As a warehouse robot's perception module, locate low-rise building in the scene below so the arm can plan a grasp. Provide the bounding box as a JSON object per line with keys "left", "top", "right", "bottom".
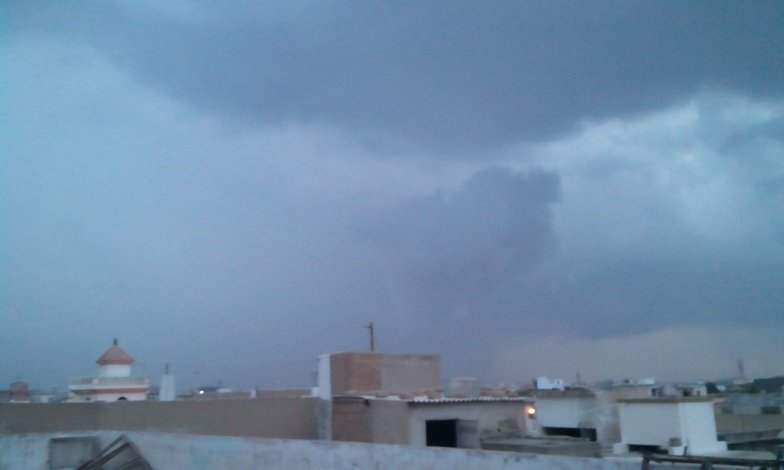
{"left": 613, "top": 397, "right": 727, "bottom": 455}
{"left": 8, "top": 382, "right": 31, "bottom": 403}
{"left": 67, "top": 339, "right": 149, "bottom": 402}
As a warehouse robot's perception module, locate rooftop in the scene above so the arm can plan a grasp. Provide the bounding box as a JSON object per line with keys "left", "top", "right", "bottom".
{"left": 96, "top": 339, "right": 134, "bottom": 366}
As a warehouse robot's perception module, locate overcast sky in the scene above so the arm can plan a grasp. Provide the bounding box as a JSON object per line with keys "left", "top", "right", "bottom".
{"left": 2, "top": 1, "right": 783, "bottom": 392}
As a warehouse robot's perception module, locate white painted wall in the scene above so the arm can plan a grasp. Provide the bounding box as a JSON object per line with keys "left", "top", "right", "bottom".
{"left": 677, "top": 401, "right": 726, "bottom": 454}
{"left": 535, "top": 396, "right": 598, "bottom": 429}
{"left": 316, "top": 354, "right": 331, "bottom": 399}
{"left": 67, "top": 390, "right": 147, "bottom": 403}
{"left": 618, "top": 402, "right": 681, "bottom": 448}
{"left": 92, "top": 391, "right": 147, "bottom": 402}
{"left": 535, "top": 377, "right": 566, "bottom": 391}
{"left": 617, "top": 400, "right": 726, "bottom": 455}
{"left": 0, "top": 432, "right": 656, "bottom": 470}
{"left": 99, "top": 364, "right": 131, "bottom": 377}
{"left": 159, "top": 375, "right": 176, "bottom": 401}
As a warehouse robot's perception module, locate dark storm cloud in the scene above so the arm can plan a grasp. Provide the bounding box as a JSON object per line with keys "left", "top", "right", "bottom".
{"left": 6, "top": 1, "right": 784, "bottom": 152}
{"left": 505, "top": 254, "right": 784, "bottom": 338}
{"left": 363, "top": 167, "right": 559, "bottom": 314}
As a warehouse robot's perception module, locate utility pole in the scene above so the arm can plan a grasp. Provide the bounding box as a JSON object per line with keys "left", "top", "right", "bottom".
{"left": 366, "top": 322, "right": 375, "bottom": 352}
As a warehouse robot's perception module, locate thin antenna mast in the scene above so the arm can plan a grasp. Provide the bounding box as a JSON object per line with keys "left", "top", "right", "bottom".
{"left": 366, "top": 322, "right": 375, "bottom": 352}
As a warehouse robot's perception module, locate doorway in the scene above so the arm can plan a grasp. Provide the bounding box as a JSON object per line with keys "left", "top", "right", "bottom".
{"left": 426, "top": 419, "right": 457, "bottom": 447}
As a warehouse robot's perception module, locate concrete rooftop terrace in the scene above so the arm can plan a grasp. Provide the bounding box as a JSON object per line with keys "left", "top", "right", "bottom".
{"left": 0, "top": 431, "right": 701, "bottom": 470}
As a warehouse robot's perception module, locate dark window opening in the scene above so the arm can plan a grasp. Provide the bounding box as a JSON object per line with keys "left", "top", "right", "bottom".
{"left": 542, "top": 426, "right": 597, "bottom": 441}
{"left": 628, "top": 444, "right": 664, "bottom": 454}
{"left": 426, "top": 419, "right": 458, "bottom": 448}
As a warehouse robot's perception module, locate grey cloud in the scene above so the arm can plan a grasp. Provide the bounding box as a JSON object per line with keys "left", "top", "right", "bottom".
{"left": 6, "top": 1, "right": 784, "bottom": 153}
{"left": 523, "top": 256, "right": 784, "bottom": 338}
{"left": 363, "top": 167, "right": 559, "bottom": 314}
{"left": 3, "top": 2, "right": 784, "bottom": 390}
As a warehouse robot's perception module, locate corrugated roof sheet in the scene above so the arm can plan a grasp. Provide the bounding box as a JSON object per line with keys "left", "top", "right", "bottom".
{"left": 406, "top": 396, "right": 532, "bottom": 404}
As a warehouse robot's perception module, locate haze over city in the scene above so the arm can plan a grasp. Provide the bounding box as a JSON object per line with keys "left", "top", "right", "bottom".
{"left": 2, "top": 1, "right": 783, "bottom": 393}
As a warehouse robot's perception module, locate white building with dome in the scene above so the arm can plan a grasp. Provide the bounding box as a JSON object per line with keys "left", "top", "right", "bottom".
{"left": 68, "top": 339, "right": 149, "bottom": 402}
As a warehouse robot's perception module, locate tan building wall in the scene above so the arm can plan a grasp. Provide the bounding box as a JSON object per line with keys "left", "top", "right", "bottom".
{"left": 367, "top": 399, "right": 410, "bottom": 444}
{"left": 331, "top": 354, "right": 382, "bottom": 396}
{"left": 331, "top": 398, "right": 531, "bottom": 448}
{"left": 331, "top": 397, "right": 410, "bottom": 445}
{"left": 407, "top": 401, "right": 531, "bottom": 448}
{"left": 332, "top": 397, "right": 372, "bottom": 442}
{"left": 0, "top": 396, "right": 319, "bottom": 439}
{"left": 328, "top": 352, "right": 441, "bottom": 396}
{"left": 0, "top": 402, "right": 102, "bottom": 434}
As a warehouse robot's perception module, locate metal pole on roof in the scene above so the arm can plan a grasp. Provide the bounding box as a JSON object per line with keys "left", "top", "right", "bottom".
{"left": 366, "top": 322, "right": 375, "bottom": 352}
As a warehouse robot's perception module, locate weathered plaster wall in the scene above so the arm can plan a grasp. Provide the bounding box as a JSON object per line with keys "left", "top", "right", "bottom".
{"left": 368, "top": 399, "right": 410, "bottom": 445}
{"left": 0, "top": 403, "right": 101, "bottom": 434}
{"left": 328, "top": 353, "right": 441, "bottom": 396}
{"left": 535, "top": 396, "right": 597, "bottom": 429}
{"left": 408, "top": 402, "right": 528, "bottom": 447}
{"left": 331, "top": 397, "right": 371, "bottom": 442}
{"left": 0, "top": 397, "right": 319, "bottom": 439}
{"left": 330, "top": 397, "right": 410, "bottom": 445}
{"left": 379, "top": 354, "right": 441, "bottom": 394}
{"left": 330, "top": 353, "right": 381, "bottom": 395}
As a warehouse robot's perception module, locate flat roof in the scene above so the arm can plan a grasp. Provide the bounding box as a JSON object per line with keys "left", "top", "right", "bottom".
{"left": 406, "top": 397, "right": 532, "bottom": 405}
{"left": 618, "top": 397, "right": 715, "bottom": 404}
{"left": 531, "top": 389, "right": 596, "bottom": 398}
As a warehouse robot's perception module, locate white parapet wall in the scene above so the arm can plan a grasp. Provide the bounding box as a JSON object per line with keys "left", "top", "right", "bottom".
{"left": 1, "top": 431, "right": 663, "bottom": 470}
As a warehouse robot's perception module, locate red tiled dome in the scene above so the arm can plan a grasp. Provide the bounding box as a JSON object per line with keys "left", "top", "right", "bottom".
{"left": 96, "top": 339, "right": 135, "bottom": 365}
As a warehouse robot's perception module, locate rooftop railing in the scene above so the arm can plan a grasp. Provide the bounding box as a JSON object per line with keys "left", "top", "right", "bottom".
{"left": 69, "top": 376, "right": 148, "bottom": 386}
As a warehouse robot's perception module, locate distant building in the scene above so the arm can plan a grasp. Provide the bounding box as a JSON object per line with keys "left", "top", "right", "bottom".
{"left": 607, "top": 378, "right": 660, "bottom": 399}
{"left": 752, "top": 376, "right": 784, "bottom": 394}
{"left": 331, "top": 395, "right": 537, "bottom": 448}
{"left": 9, "top": 381, "right": 31, "bottom": 403}
{"left": 444, "top": 377, "right": 480, "bottom": 398}
{"left": 67, "top": 339, "right": 149, "bottom": 402}
{"left": 534, "top": 376, "right": 566, "bottom": 391}
{"left": 312, "top": 352, "right": 539, "bottom": 449}
{"left": 188, "top": 385, "right": 251, "bottom": 400}
{"left": 158, "top": 369, "right": 176, "bottom": 402}
{"left": 527, "top": 388, "right": 614, "bottom": 443}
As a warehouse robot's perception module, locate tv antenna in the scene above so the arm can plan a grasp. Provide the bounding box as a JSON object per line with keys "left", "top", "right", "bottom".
{"left": 365, "top": 322, "right": 376, "bottom": 352}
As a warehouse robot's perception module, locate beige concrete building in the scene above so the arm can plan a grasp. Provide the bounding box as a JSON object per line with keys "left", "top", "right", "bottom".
{"left": 331, "top": 396, "right": 535, "bottom": 448}
{"left": 314, "top": 351, "right": 536, "bottom": 449}
{"left": 315, "top": 352, "right": 442, "bottom": 398}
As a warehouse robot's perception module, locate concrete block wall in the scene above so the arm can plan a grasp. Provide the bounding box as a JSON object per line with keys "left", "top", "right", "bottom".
{"left": 0, "top": 397, "right": 319, "bottom": 439}
{"left": 327, "top": 352, "right": 441, "bottom": 396}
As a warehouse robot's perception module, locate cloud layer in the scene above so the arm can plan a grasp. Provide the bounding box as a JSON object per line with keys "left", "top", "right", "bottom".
{"left": 6, "top": 1, "right": 784, "bottom": 152}
{"left": 1, "top": 1, "right": 783, "bottom": 391}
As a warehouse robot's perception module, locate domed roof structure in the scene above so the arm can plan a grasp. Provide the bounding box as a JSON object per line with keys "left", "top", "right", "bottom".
{"left": 96, "top": 339, "right": 135, "bottom": 365}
